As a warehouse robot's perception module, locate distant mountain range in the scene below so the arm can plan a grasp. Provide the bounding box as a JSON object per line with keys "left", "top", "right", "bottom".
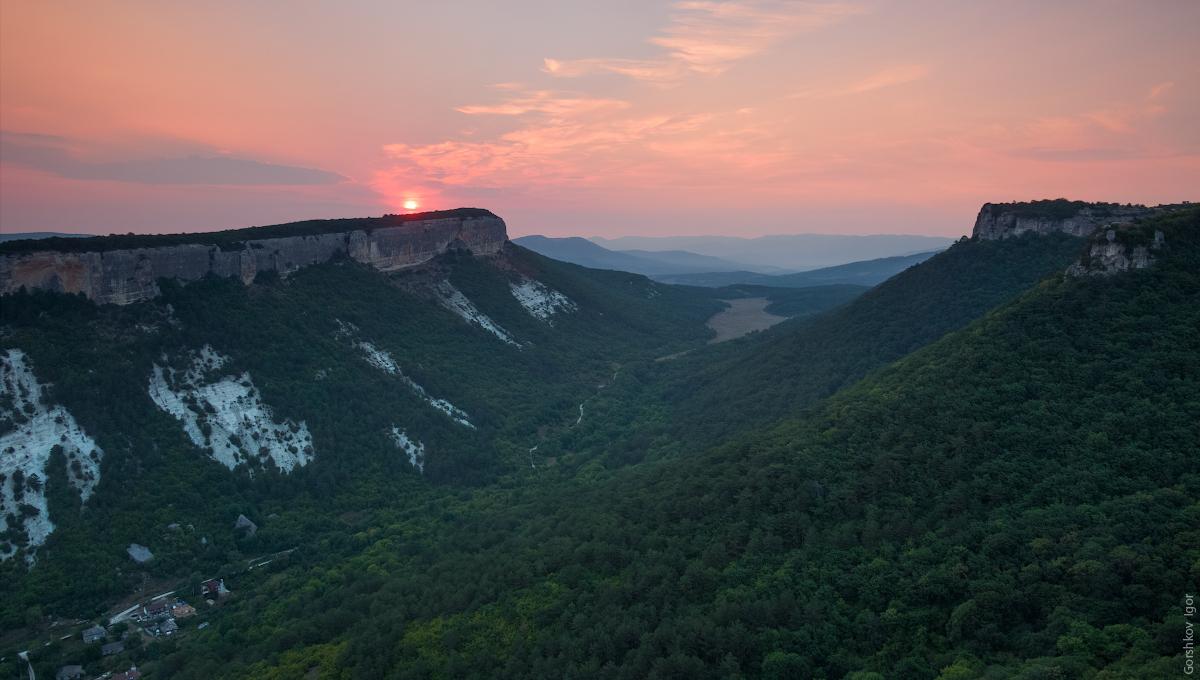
{"left": 654, "top": 251, "right": 940, "bottom": 288}
{"left": 0, "top": 231, "right": 90, "bottom": 242}
{"left": 590, "top": 233, "right": 954, "bottom": 271}
{"left": 514, "top": 234, "right": 946, "bottom": 286}
{"left": 511, "top": 235, "right": 777, "bottom": 275}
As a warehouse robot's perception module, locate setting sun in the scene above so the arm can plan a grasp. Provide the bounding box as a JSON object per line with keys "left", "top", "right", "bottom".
{"left": 403, "top": 199, "right": 419, "bottom": 210}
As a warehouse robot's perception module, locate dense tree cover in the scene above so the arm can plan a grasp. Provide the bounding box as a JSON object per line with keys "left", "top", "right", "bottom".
{"left": 529, "top": 233, "right": 1087, "bottom": 470}
{"left": 2, "top": 209, "right": 1196, "bottom": 679}
{"left": 0, "top": 245, "right": 721, "bottom": 642}
{"left": 120, "top": 207, "right": 1192, "bottom": 679}
{"left": 649, "top": 232, "right": 1089, "bottom": 447}
{"left": 0, "top": 208, "right": 497, "bottom": 253}
{"left": 986, "top": 199, "right": 1140, "bottom": 220}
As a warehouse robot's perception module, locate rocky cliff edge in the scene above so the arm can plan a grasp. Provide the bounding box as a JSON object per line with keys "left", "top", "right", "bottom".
{"left": 0, "top": 209, "right": 507, "bottom": 304}
{"left": 971, "top": 199, "right": 1159, "bottom": 241}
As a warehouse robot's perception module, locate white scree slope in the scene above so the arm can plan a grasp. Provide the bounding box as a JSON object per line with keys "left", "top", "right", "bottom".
{"left": 0, "top": 349, "right": 104, "bottom": 562}
{"left": 148, "top": 346, "right": 313, "bottom": 473}
{"left": 391, "top": 427, "right": 426, "bottom": 473}
{"left": 356, "top": 341, "right": 474, "bottom": 428}
{"left": 509, "top": 277, "right": 577, "bottom": 323}
{"left": 433, "top": 281, "right": 520, "bottom": 346}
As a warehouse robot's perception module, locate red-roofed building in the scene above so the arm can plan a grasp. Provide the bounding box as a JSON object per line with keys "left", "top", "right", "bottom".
{"left": 201, "top": 578, "right": 228, "bottom": 598}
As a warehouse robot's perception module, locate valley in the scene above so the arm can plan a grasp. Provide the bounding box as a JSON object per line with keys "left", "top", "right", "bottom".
{"left": 0, "top": 200, "right": 1196, "bottom": 679}
{"left": 4, "top": 4, "right": 1197, "bottom": 677}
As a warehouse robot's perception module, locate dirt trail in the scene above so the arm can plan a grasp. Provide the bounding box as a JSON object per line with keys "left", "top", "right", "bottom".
{"left": 525, "top": 364, "right": 620, "bottom": 467}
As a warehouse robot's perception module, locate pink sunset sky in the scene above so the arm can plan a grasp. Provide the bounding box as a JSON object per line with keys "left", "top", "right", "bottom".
{"left": 1, "top": 0, "right": 1197, "bottom": 238}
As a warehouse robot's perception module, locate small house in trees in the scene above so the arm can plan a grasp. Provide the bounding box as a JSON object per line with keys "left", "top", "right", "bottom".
{"left": 81, "top": 624, "right": 107, "bottom": 643}
{"left": 201, "top": 578, "right": 228, "bottom": 598}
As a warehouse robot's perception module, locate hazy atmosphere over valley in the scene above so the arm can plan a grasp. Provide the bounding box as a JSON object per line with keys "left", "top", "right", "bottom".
{"left": 1, "top": 2, "right": 1197, "bottom": 679}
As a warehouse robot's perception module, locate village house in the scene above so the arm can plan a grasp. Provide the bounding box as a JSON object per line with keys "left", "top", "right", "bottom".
{"left": 102, "top": 640, "right": 126, "bottom": 656}
{"left": 81, "top": 624, "right": 106, "bottom": 643}
{"left": 200, "top": 577, "right": 228, "bottom": 598}
{"left": 113, "top": 667, "right": 142, "bottom": 680}
{"left": 171, "top": 602, "right": 197, "bottom": 618}
{"left": 159, "top": 618, "right": 179, "bottom": 635}
{"left": 55, "top": 666, "right": 83, "bottom": 680}
{"left": 143, "top": 599, "right": 171, "bottom": 619}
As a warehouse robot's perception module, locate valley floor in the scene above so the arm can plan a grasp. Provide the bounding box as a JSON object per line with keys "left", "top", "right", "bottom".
{"left": 705, "top": 297, "right": 787, "bottom": 343}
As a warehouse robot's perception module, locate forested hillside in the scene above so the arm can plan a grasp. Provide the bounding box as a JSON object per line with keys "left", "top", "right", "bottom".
{"left": 658, "top": 232, "right": 1089, "bottom": 444}
{"left": 533, "top": 232, "right": 1088, "bottom": 469}
{"left": 0, "top": 244, "right": 722, "bottom": 636}
{"left": 3, "top": 208, "right": 1196, "bottom": 680}
{"left": 128, "top": 206, "right": 1197, "bottom": 679}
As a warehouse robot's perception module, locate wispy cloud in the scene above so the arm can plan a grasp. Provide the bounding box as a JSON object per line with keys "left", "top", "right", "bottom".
{"left": 371, "top": 93, "right": 780, "bottom": 211}
{"left": 542, "top": 58, "right": 686, "bottom": 84}
{"left": 378, "top": 114, "right": 718, "bottom": 190}
{"left": 1148, "top": 81, "right": 1175, "bottom": 100}
{"left": 456, "top": 91, "right": 630, "bottom": 117}
{"left": 545, "top": 1, "right": 862, "bottom": 82}
{"left": 788, "top": 63, "right": 929, "bottom": 99}
{"left": 996, "top": 82, "right": 1188, "bottom": 162}
{"left": 0, "top": 131, "right": 344, "bottom": 185}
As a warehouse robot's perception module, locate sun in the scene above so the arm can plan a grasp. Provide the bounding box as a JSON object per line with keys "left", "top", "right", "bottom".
{"left": 403, "top": 199, "right": 419, "bottom": 211}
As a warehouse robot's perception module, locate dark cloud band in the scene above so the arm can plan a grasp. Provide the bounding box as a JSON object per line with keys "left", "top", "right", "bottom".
{"left": 1, "top": 131, "right": 344, "bottom": 186}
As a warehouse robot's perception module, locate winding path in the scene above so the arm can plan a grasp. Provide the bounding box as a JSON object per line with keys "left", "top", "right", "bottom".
{"left": 526, "top": 364, "right": 621, "bottom": 467}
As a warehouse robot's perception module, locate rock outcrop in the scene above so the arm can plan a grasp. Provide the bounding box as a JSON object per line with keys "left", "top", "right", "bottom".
{"left": 234, "top": 514, "right": 258, "bottom": 537}
{"left": 1066, "top": 227, "right": 1167, "bottom": 277}
{"left": 968, "top": 199, "right": 1194, "bottom": 276}
{"left": 0, "top": 209, "right": 507, "bottom": 305}
{"left": 972, "top": 200, "right": 1154, "bottom": 240}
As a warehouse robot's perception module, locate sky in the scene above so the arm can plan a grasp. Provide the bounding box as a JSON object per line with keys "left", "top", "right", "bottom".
{"left": 1, "top": 0, "right": 1197, "bottom": 238}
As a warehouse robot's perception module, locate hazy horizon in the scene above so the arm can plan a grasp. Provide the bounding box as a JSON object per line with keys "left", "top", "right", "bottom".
{"left": 0, "top": 221, "right": 964, "bottom": 241}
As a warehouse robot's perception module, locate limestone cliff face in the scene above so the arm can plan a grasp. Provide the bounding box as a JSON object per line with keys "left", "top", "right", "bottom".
{"left": 972, "top": 201, "right": 1153, "bottom": 240}
{"left": 1066, "top": 227, "right": 1166, "bottom": 277}
{"left": 0, "top": 212, "right": 507, "bottom": 305}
